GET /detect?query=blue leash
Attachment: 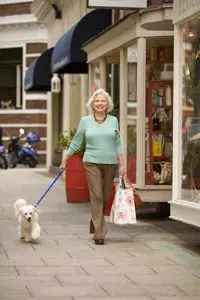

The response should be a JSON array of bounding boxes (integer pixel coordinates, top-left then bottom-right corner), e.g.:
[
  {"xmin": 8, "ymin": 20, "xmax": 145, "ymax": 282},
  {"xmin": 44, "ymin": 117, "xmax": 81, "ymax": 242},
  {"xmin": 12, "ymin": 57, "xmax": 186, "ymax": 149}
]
[{"xmin": 34, "ymin": 168, "xmax": 65, "ymax": 208}]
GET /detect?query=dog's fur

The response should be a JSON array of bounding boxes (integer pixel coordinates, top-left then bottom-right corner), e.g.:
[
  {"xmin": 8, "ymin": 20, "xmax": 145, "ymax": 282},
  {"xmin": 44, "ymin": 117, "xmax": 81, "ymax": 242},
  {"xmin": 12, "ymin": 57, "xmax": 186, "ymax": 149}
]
[{"xmin": 14, "ymin": 199, "xmax": 41, "ymax": 242}]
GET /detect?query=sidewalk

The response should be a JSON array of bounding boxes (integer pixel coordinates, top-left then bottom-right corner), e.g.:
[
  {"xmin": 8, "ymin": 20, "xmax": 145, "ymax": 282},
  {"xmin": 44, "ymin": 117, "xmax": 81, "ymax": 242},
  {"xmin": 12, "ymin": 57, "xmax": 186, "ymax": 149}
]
[{"xmin": 0, "ymin": 169, "xmax": 200, "ymax": 300}]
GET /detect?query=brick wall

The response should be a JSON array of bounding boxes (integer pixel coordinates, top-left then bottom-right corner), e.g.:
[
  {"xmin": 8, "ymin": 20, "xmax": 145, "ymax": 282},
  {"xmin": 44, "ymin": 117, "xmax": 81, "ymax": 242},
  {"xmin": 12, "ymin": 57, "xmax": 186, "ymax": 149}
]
[
  {"xmin": 0, "ymin": 114, "xmax": 46, "ymax": 124},
  {"xmin": 26, "ymin": 43, "xmax": 47, "ymax": 54},
  {"xmin": 25, "ymin": 100, "xmax": 47, "ymax": 109},
  {"xmin": 0, "ymin": 2, "xmax": 31, "ymax": 16}
]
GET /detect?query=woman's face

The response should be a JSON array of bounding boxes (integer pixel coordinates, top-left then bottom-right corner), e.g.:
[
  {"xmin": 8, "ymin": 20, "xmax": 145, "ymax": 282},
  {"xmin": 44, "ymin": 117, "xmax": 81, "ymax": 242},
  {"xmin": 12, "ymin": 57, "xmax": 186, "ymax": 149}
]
[{"xmin": 93, "ymin": 93, "xmax": 108, "ymax": 114}]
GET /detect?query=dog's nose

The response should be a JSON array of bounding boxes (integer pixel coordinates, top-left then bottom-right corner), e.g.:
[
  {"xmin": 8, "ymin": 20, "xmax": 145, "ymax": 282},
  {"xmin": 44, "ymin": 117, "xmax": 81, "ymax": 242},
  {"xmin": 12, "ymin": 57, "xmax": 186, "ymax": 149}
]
[{"xmin": 27, "ymin": 217, "xmax": 31, "ymax": 222}]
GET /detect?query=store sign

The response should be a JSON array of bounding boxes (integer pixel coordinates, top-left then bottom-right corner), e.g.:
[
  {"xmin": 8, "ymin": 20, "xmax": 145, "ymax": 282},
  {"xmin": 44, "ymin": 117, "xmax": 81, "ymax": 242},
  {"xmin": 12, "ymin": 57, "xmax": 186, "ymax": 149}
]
[
  {"xmin": 87, "ymin": 0, "xmax": 147, "ymax": 9},
  {"xmin": 179, "ymin": 0, "xmax": 200, "ymax": 14}
]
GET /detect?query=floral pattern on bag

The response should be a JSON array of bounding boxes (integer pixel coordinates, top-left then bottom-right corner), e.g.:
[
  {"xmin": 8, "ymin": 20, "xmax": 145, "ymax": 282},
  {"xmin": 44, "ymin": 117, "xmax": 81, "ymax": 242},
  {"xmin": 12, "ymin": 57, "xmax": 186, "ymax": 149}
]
[{"xmin": 110, "ymin": 179, "xmax": 137, "ymax": 225}]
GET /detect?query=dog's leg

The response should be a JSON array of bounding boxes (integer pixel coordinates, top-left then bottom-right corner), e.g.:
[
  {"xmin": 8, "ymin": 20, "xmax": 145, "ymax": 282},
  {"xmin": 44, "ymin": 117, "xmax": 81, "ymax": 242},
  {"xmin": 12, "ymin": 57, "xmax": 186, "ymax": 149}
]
[
  {"xmin": 19, "ymin": 225, "xmax": 25, "ymax": 240},
  {"xmin": 31, "ymin": 223, "xmax": 41, "ymax": 240}
]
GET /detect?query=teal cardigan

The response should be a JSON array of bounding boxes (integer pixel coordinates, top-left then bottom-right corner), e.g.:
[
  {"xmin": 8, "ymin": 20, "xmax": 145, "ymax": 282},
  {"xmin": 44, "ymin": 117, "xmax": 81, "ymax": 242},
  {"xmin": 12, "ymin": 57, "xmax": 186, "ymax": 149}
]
[{"xmin": 66, "ymin": 114, "xmax": 122, "ymax": 164}]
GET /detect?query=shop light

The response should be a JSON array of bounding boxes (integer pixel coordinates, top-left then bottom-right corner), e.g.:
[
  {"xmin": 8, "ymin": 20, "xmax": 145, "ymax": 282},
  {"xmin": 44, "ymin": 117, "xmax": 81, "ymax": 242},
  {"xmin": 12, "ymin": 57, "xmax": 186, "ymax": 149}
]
[
  {"xmin": 51, "ymin": 73, "xmax": 61, "ymax": 93},
  {"xmin": 189, "ymin": 32, "xmax": 194, "ymax": 37}
]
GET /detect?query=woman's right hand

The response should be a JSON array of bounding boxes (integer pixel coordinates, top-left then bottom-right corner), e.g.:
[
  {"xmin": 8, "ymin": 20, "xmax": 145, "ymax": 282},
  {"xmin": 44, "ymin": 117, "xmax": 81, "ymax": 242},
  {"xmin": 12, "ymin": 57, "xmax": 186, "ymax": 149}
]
[
  {"xmin": 60, "ymin": 161, "xmax": 66, "ymax": 171},
  {"xmin": 60, "ymin": 154, "xmax": 69, "ymax": 171}
]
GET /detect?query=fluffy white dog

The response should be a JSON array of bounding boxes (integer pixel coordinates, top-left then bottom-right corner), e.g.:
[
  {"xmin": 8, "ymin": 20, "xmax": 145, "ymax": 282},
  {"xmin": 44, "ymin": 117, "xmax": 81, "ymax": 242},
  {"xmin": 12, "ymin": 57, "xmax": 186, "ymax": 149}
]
[{"xmin": 14, "ymin": 199, "xmax": 41, "ymax": 242}]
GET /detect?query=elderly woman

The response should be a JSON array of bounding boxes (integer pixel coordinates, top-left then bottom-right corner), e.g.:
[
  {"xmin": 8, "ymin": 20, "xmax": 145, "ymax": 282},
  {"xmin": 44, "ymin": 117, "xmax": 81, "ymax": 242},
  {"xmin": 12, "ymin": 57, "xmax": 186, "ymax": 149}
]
[{"xmin": 60, "ymin": 88, "xmax": 124, "ymax": 245}]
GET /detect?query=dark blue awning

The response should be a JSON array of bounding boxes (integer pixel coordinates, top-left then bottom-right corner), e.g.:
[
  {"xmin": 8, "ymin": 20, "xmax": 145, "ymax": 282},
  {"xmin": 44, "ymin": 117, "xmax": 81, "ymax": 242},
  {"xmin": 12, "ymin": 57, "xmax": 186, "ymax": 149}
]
[
  {"xmin": 25, "ymin": 48, "xmax": 53, "ymax": 91},
  {"xmin": 52, "ymin": 9, "xmax": 112, "ymax": 74}
]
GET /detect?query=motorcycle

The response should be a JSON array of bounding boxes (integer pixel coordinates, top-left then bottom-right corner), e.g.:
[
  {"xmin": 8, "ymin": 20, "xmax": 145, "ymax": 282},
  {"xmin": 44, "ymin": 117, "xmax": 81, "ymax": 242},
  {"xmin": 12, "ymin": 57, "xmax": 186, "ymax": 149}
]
[
  {"xmin": 0, "ymin": 145, "xmax": 8, "ymax": 169},
  {"xmin": 7, "ymin": 128, "xmax": 40, "ymax": 168}
]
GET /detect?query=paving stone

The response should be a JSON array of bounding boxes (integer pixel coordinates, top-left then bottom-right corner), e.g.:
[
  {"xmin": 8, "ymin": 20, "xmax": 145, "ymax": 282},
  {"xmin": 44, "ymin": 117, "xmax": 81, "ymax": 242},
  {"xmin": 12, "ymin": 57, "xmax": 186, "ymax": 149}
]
[
  {"xmin": 0, "ymin": 257, "xmax": 45, "ymax": 266},
  {"xmin": 0, "ymin": 266, "xmax": 18, "ymax": 276},
  {"xmin": 57, "ymin": 274, "xmax": 130, "ymax": 285},
  {"xmin": 126, "ymin": 274, "xmax": 200, "ymax": 285},
  {"xmin": 0, "ymin": 275, "xmax": 60, "ymax": 287},
  {"xmin": 175, "ymin": 284, "xmax": 200, "ymax": 296},
  {"xmin": 154, "ymin": 297, "xmax": 200, "ymax": 300},
  {"xmin": 28, "ymin": 285, "xmax": 107, "ymax": 297},
  {"xmin": 16, "ymin": 266, "xmax": 86, "ymax": 276},
  {"xmin": 74, "ymin": 297, "xmax": 153, "ymax": 300},
  {"xmin": 83, "ymin": 265, "xmax": 156, "ymax": 276},
  {"xmin": 43, "ymin": 257, "xmax": 111, "ymax": 266},
  {"xmin": 101, "ymin": 283, "xmax": 187, "ymax": 297},
  {"xmin": 0, "ymin": 286, "xmax": 30, "ymax": 299},
  {"xmin": 106, "ymin": 257, "xmax": 175, "ymax": 266}
]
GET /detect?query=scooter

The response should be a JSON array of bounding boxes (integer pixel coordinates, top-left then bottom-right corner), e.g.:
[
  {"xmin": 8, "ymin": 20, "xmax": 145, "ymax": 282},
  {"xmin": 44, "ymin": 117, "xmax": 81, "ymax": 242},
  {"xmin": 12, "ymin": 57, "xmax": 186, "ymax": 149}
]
[
  {"xmin": 7, "ymin": 128, "xmax": 40, "ymax": 168},
  {"xmin": 0, "ymin": 146, "xmax": 8, "ymax": 169}
]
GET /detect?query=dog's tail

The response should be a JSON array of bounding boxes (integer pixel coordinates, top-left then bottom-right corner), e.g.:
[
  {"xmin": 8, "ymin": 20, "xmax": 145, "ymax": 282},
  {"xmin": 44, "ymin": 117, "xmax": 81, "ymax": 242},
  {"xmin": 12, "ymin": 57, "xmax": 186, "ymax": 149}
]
[{"xmin": 14, "ymin": 199, "xmax": 27, "ymax": 217}]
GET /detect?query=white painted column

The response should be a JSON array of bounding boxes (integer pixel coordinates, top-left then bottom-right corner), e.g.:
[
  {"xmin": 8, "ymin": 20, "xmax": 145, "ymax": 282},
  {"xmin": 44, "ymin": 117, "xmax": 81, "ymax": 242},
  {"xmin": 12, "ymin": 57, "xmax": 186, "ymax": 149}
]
[
  {"xmin": 46, "ymin": 91, "xmax": 52, "ymax": 168},
  {"xmin": 100, "ymin": 57, "xmax": 107, "ymax": 89},
  {"xmin": 80, "ymin": 74, "xmax": 89, "ymax": 117},
  {"xmin": 136, "ymin": 38, "xmax": 146, "ymax": 188},
  {"xmin": 120, "ymin": 47, "xmax": 128, "ymax": 170},
  {"xmin": 172, "ymin": 24, "xmax": 182, "ymax": 201},
  {"xmin": 88, "ymin": 63, "xmax": 92, "ymax": 96},
  {"xmin": 62, "ymin": 74, "xmax": 70, "ymax": 131},
  {"xmin": 16, "ymin": 65, "xmax": 21, "ymax": 108}
]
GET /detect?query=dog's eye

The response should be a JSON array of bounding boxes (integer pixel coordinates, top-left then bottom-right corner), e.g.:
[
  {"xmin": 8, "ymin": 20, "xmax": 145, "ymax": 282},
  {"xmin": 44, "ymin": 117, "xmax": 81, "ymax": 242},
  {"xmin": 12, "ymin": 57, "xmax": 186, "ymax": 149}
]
[
  {"xmin": 25, "ymin": 213, "xmax": 27, "ymax": 215},
  {"xmin": 30, "ymin": 212, "xmax": 32, "ymax": 215}
]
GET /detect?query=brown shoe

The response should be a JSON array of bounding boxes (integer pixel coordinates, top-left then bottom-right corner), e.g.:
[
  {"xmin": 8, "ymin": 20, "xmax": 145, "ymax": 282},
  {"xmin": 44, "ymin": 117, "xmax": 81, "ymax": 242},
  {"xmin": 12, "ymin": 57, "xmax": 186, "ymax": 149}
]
[{"xmin": 94, "ymin": 239, "xmax": 104, "ymax": 245}]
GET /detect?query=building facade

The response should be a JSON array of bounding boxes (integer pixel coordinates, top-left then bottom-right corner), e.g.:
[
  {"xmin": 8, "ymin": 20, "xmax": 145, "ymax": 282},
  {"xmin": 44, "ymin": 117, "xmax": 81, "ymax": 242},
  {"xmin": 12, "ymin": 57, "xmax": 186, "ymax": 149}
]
[
  {"xmin": 30, "ymin": 0, "xmax": 175, "ymax": 204},
  {"xmin": 0, "ymin": 0, "xmax": 48, "ymax": 164},
  {"xmin": 170, "ymin": 0, "xmax": 200, "ymax": 227}
]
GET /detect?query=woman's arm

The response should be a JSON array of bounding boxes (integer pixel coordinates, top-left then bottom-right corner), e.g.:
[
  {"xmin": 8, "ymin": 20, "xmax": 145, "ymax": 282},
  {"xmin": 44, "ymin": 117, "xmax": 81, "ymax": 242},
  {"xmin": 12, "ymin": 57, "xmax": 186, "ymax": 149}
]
[
  {"xmin": 60, "ymin": 118, "xmax": 85, "ymax": 170},
  {"xmin": 117, "ymin": 154, "xmax": 125, "ymax": 177}
]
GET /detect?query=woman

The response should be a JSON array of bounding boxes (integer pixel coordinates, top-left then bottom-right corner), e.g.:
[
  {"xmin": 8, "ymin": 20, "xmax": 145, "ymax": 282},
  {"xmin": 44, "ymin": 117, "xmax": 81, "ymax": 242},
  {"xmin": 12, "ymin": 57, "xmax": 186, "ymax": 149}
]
[{"xmin": 60, "ymin": 88, "xmax": 124, "ymax": 245}]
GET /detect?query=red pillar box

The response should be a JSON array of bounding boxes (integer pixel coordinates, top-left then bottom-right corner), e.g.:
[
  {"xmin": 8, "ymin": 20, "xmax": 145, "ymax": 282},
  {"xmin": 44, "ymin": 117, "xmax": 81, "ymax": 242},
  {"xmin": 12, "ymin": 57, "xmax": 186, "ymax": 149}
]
[{"xmin": 104, "ymin": 182, "xmax": 116, "ymax": 216}]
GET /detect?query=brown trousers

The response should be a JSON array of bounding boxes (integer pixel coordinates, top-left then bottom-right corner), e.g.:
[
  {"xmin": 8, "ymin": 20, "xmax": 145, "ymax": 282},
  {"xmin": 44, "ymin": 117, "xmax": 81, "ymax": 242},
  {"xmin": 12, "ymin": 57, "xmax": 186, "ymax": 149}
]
[{"xmin": 83, "ymin": 163, "xmax": 117, "ymax": 240}]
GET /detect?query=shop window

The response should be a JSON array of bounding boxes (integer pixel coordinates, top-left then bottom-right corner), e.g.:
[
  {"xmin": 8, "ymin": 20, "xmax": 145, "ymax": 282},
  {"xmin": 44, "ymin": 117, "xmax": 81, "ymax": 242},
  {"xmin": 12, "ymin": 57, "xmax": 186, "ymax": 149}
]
[
  {"xmin": 181, "ymin": 17, "xmax": 200, "ymax": 202},
  {"xmin": 0, "ymin": 48, "xmax": 22, "ymax": 110},
  {"xmin": 145, "ymin": 38, "xmax": 173, "ymax": 185},
  {"xmin": 106, "ymin": 62, "xmax": 120, "ymax": 120}
]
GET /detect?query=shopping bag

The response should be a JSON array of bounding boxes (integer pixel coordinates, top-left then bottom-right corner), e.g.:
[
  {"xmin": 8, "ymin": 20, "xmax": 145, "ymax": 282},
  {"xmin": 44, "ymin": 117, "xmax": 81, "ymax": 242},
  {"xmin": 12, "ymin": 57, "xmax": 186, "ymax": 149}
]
[{"xmin": 110, "ymin": 178, "xmax": 136, "ymax": 225}]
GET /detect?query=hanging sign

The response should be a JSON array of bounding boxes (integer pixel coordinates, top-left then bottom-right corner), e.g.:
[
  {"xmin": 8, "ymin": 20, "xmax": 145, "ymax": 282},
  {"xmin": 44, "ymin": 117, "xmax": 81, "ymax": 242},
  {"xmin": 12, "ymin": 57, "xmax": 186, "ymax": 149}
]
[{"xmin": 87, "ymin": 0, "xmax": 147, "ymax": 9}]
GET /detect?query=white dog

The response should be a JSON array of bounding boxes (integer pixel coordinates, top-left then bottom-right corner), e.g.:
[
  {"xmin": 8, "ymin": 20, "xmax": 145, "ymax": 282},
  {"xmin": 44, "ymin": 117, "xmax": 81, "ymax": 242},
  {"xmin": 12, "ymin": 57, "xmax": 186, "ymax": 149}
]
[{"xmin": 14, "ymin": 199, "xmax": 41, "ymax": 242}]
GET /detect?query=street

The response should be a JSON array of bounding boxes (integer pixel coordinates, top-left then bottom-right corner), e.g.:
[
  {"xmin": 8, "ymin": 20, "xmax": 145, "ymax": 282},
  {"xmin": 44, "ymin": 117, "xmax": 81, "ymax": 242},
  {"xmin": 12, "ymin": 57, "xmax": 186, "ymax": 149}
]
[{"xmin": 0, "ymin": 168, "xmax": 200, "ymax": 299}]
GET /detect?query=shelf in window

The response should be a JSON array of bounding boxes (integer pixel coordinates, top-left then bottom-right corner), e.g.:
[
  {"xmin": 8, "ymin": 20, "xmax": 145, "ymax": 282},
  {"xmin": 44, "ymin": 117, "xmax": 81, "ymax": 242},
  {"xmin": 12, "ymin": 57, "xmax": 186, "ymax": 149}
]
[{"xmin": 153, "ymin": 130, "xmax": 172, "ymax": 133}]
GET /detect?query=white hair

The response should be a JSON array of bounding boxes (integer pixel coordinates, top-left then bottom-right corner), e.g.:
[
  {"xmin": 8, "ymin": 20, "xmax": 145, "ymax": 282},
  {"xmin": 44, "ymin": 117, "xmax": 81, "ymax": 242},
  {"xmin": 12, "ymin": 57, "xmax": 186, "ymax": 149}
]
[{"xmin": 86, "ymin": 88, "xmax": 114, "ymax": 114}]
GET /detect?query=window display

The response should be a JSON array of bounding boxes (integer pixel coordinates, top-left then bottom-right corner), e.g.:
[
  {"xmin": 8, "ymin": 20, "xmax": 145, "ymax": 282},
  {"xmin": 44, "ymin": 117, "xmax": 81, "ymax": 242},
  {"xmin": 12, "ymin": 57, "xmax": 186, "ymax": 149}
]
[
  {"xmin": 145, "ymin": 40, "xmax": 173, "ymax": 185},
  {"xmin": 181, "ymin": 17, "xmax": 200, "ymax": 202}
]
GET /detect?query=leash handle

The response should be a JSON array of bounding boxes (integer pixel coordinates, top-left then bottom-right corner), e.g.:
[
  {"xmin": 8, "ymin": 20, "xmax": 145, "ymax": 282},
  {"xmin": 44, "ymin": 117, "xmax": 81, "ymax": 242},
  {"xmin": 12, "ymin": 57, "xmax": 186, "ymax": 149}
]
[{"xmin": 34, "ymin": 168, "xmax": 65, "ymax": 208}]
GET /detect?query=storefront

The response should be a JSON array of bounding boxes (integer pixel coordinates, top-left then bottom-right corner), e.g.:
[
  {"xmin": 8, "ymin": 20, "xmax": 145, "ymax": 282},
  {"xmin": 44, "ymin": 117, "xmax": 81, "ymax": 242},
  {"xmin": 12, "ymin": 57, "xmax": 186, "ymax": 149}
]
[
  {"xmin": 83, "ymin": 4, "xmax": 174, "ymax": 202},
  {"xmin": 171, "ymin": 0, "xmax": 200, "ymax": 226}
]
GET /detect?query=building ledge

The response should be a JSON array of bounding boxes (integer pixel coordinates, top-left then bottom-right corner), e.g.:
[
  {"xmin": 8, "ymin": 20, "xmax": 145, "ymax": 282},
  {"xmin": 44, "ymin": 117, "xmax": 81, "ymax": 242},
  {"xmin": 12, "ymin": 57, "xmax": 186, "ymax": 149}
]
[
  {"xmin": 0, "ymin": 14, "xmax": 37, "ymax": 25},
  {"xmin": 140, "ymin": 5, "xmax": 173, "ymax": 30}
]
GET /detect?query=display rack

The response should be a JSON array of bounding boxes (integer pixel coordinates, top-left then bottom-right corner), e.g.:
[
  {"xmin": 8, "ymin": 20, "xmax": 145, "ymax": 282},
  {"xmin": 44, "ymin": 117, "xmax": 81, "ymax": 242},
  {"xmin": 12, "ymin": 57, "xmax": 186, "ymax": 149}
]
[{"xmin": 146, "ymin": 80, "xmax": 173, "ymax": 185}]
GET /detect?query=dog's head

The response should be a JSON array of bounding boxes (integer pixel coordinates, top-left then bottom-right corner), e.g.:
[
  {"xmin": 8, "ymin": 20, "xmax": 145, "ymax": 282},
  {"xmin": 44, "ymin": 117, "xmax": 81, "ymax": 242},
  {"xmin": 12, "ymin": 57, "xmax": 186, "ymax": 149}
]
[{"xmin": 18, "ymin": 205, "xmax": 38, "ymax": 222}]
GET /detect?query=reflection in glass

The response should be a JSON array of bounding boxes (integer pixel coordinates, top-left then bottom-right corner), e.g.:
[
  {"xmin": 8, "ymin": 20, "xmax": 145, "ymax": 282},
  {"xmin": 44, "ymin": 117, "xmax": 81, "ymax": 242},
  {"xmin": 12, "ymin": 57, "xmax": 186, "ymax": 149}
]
[{"xmin": 181, "ymin": 17, "xmax": 200, "ymax": 202}]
